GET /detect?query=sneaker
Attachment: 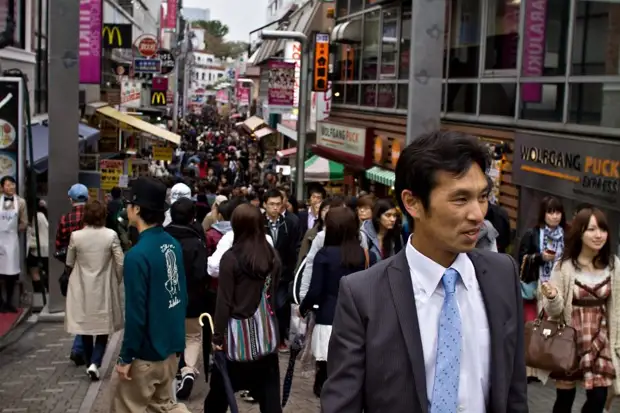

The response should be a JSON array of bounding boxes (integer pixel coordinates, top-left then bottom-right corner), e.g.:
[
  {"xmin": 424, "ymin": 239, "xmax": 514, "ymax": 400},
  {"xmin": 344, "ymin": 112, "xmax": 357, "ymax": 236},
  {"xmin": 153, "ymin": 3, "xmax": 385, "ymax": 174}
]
[
  {"xmin": 176, "ymin": 372, "xmax": 195, "ymax": 400},
  {"xmin": 86, "ymin": 364, "xmax": 100, "ymax": 381},
  {"xmin": 70, "ymin": 352, "xmax": 86, "ymax": 367},
  {"xmin": 240, "ymin": 390, "xmax": 257, "ymax": 403},
  {"xmin": 278, "ymin": 343, "xmax": 289, "ymax": 353}
]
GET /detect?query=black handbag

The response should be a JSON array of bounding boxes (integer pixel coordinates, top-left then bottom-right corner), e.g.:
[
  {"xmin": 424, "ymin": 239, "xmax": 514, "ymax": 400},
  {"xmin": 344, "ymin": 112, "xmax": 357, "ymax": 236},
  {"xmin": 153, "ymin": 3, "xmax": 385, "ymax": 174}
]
[
  {"xmin": 520, "ymin": 254, "xmax": 540, "ymax": 283},
  {"xmin": 59, "ymin": 268, "xmax": 70, "ymax": 297}
]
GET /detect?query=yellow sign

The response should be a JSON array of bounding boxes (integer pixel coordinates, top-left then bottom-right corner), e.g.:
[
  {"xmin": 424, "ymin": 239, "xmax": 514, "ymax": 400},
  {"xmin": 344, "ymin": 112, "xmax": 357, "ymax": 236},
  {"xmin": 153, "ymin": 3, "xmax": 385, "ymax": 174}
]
[
  {"xmin": 100, "ymin": 160, "xmax": 124, "ymax": 191},
  {"xmin": 103, "ymin": 26, "xmax": 122, "ymax": 48},
  {"xmin": 313, "ymin": 33, "xmax": 329, "ymax": 92},
  {"xmin": 88, "ymin": 188, "xmax": 99, "ymax": 201},
  {"xmin": 151, "ymin": 91, "xmax": 167, "ymax": 106},
  {"xmin": 152, "ymin": 145, "xmax": 173, "ymax": 161}
]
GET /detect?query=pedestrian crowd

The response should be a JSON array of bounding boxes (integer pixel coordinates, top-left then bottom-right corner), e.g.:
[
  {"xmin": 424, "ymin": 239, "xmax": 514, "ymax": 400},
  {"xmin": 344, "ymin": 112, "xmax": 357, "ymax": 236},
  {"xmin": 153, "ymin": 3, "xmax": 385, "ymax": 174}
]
[{"xmin": 3, "ymin": 112, "xmax": 619, "ymax": 413}]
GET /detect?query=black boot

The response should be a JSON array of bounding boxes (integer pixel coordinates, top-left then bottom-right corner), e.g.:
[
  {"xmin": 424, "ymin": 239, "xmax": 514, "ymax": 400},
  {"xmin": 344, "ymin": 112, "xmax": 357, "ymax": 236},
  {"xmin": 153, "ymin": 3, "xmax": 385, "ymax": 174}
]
[{"xmin": 313, "ymin": 361, "xmax": 328, "ymax": 397}]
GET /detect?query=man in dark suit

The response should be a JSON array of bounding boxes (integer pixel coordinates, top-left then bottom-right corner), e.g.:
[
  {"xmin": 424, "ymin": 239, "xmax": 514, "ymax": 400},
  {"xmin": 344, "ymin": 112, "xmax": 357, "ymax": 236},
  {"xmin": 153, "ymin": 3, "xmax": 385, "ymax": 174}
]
[
  {"xmin": 298, "ymin": 185, "xmax": 326, "ymax": 236},
  {"xmin": 322, "ymin": 131, "xmax": 528, "ymax": 413}
]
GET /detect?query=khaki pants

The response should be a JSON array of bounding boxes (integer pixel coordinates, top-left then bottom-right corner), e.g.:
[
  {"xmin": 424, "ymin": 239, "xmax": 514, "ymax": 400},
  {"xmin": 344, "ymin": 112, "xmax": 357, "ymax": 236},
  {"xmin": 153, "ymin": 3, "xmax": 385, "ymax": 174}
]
[
  {"xmin": 110, "ymin": 354, "xmax": 189, "ymax": 413},
  {"xmin": 181, "ymin": 318, "xmax": 202, "ymax": 376}
]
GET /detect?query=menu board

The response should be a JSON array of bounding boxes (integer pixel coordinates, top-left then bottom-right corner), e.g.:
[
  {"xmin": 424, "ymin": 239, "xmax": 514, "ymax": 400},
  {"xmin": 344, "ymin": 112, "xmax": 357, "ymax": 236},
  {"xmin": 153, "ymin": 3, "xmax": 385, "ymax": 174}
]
[
  {"xmin": 0, "ymin": 79, "xmax": 22, "ymax": 187},
  {"xmin": 100, "ymin": 159, "xmax": 124, "ymax": 190}
]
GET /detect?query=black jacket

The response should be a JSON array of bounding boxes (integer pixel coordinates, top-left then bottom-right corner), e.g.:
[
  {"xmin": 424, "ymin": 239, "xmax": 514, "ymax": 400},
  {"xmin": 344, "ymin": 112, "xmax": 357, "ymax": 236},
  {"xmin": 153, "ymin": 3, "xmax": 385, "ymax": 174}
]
[
  {"xmin": 165, "ymin": 222, "xmax": 208, "ymax": 318},
  {"xmin": 264, "ymin": 212, "xmax": 301, "ymax": 283},
  {"xmin": 517, "ymin": 226, "xmax": 544, "ymax": 269},
  {"xmin": 486, "ymin": 203, "xmax": 512, "ymax": 253}
]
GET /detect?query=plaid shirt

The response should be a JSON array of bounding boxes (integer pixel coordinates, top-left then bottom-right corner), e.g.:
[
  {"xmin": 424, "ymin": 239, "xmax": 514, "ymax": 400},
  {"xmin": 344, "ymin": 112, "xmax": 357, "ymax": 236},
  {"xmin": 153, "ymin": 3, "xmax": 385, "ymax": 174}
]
[{"xmin": 55, "ymin": 204, "xmax": 85, "ymax": 252}]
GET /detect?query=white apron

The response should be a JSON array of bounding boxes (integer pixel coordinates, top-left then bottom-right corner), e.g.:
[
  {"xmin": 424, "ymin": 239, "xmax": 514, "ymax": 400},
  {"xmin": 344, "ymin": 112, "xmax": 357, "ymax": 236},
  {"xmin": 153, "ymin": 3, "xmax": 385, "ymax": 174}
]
[{"xmin": 0, "ymin": 195, "xmax": 21, "ymax": 275}]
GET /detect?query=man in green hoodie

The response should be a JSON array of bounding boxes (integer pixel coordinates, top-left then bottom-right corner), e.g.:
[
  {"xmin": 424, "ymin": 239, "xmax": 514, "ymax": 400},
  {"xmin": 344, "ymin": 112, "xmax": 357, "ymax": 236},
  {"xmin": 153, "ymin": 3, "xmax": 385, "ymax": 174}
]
[{"xmin": 111, "ymin": 177, "xmax": 188, "ymax": 413}]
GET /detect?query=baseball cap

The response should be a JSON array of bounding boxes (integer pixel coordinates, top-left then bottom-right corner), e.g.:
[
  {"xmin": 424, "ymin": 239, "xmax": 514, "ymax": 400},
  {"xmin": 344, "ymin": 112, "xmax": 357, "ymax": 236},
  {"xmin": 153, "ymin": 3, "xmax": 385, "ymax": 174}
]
[{"xmin": 68, "ymin": 184, "xmax": 88, "ymax": 202}]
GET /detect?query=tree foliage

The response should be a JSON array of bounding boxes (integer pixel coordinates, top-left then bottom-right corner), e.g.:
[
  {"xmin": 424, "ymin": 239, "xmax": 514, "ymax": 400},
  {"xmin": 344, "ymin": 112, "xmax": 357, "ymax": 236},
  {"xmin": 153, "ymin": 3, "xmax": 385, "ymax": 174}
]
[{"xmin": 192, "ymin": 19, "xmax": 248, "ymax": 60}]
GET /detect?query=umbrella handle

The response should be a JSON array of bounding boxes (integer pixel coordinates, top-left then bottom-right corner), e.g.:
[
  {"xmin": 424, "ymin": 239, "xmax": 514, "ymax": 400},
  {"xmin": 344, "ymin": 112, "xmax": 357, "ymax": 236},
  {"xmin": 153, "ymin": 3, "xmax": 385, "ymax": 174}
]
[{"xmin": 199, "ymin": 312, "xmax": 214, "ymax": 334}]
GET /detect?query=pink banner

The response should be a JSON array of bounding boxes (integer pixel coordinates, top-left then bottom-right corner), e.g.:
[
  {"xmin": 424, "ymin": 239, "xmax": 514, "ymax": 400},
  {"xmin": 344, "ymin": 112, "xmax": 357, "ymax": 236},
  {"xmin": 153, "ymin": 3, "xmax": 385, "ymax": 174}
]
[
  {"xmin": 165, "ymin": 0, "xmax": 177, "ymax": 29},
  {"xmin": 268, "ymin": 60, "xmax": 295, "ymax": 108},
  {"xmin": 216, "ymin": 90, "xmax": 228, "ymax": 104},
  {"xmin": 79, "ymin": 0, "xmax": 102, "ymax": 84},
  {"xmin": 236, "ymin": 88, "xmax": 250, "ymax": 106},
  {"xmin": 521, "ymin": 0, "xmax": 548, "ymax": 102}
]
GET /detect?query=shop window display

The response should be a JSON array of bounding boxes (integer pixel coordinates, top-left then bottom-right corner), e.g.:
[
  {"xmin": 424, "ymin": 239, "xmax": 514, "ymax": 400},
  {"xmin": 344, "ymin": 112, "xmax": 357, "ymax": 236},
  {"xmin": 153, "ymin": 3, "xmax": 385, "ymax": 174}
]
[
  {"xmin": 399, "ymin": 5, "xmax": 411, "ymax": 79},
  {"xmin": 519, "ymin": 83, "xmax": 565, "ymax": 123},
  {"xmin": 362, "ymin": 11, "xmax": 380, "ymax": 80},
  {"xmin": 336, "ymin": 0, "xmax": 348, "ymax": 18},
  {"xmin": 362, "ymin": 84, "xmax": 377, "ymax": 106},
  {"xmin": 381, "ymin": 9, "xmax": 398, "ymax": 79},
  {"xmin": 377, "ymin": 84, "xmax": 396, "ymax": 108},
  {"xmin": 479, "ymin": 83, "xmax": 516, "ymax": 117},
  {"xmin": 447, "ymin": 83, "xmax": 477, "ymax": 113},
  {"xmin": 485, "ymin": 0, "xmax": 520, "ymax": 71},
  {"xmin": 350, "ymin": 0, "xmax": 363, "ymax": 14},
  {"xmin": 447, "ymin": 0, "xmax": 481, "ymax": 78}
]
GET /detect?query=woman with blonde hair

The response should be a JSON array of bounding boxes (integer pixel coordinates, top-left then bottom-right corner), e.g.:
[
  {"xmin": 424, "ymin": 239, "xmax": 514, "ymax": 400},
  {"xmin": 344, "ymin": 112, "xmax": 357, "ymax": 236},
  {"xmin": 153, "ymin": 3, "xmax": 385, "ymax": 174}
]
[{"xmin": 64, "ymin": 200, "xmax": 124, "ymax": 381}]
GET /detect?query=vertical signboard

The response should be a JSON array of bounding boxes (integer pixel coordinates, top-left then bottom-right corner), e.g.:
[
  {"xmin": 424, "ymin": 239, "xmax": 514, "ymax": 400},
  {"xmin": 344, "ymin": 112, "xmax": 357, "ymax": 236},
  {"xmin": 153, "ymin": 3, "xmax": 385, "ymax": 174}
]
[
  {"xmin": 521, "ymin": 0, "xmax": 548, "ymax": 102},
  {"xmin": 79, "ymin": 0, "xmax": 103, "ymax": 84},
  {"xmin": 0, "ymin": 79, "xmax": 23, "ymax": 192},
  {"xmin": 165, "ymin": 0, "xmax": 178, "ymax": 30},
  {"xmin": 284, "ymin": 41, "xmax": 301, "ymax": 119},
  {"xmin": 267, "ymin": 60, "xmax": 295, "ymax": 114},
  {"xmin": 313, "ymin": 33, "xmax": 330, "ymax": 92}
]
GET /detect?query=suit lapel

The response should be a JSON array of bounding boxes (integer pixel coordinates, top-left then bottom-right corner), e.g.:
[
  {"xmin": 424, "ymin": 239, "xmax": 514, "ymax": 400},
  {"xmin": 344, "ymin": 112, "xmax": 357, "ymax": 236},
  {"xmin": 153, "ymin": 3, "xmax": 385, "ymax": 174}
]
[
  {"xmin": 387, "ymin": 250, "xmax": 428, "ymax": 413},
  {"xmin": 468, "ymin": 251, "xmax": 510, "ymax": 413}
]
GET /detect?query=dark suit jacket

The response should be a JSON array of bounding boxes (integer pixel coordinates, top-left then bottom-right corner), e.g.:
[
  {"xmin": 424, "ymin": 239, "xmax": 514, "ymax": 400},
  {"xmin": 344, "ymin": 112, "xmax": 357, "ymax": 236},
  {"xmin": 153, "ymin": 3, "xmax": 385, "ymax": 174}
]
[{"xmin": 321, "ymin": 249, "xmax": 528, "ymax": 413}]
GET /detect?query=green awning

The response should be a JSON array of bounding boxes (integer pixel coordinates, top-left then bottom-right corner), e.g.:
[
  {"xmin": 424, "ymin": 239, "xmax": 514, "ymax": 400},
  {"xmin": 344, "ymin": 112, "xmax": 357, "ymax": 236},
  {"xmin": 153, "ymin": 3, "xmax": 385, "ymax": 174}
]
[{"xmin": 366, "ymin": 166, "xmax": 395, "ymax": 187}]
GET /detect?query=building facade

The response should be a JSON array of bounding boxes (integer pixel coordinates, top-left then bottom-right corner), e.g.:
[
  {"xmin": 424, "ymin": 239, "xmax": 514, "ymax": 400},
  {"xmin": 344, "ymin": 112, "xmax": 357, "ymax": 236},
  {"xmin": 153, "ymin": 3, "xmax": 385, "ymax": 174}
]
[
  {"xmin": 189, "ymin": 51, "xmax": 226, "ymax": 90},
  {"xmin": 325, "ymin": 0, "xmax": 620, "ymax": 251},
  {"xmin": 181, "ymin": 7, "xmax": 210, "ymax": 22}
]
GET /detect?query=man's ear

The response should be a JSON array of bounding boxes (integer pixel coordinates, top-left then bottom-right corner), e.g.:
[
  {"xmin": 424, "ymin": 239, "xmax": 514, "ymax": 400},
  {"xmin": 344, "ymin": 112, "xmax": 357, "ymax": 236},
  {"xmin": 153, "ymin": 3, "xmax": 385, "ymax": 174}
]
[{"xmin": 401, "ymin": 190, "xmax": 422, "ymax": 219}]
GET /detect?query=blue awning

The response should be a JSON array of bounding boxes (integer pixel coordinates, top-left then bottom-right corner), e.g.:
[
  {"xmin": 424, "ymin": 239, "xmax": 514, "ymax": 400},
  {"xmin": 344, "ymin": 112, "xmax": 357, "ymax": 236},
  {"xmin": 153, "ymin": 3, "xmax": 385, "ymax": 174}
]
[{"xmin": 27, "ymin": 123, "xmax": 101, "ymax": 174}]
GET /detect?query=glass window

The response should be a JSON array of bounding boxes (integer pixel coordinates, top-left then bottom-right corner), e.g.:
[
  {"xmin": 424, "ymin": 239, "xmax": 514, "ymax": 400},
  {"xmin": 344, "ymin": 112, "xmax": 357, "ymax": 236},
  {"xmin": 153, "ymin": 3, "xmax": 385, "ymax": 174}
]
[
  {"xmin": 380, "ymin": 9, "xmax": 398, "ymax": 79},
  {"xmin": 572, "ymin": 0, "xmax": 620, "ymax": 76},
  {"xmin": 346, "ymin": 84, "xmax": 360, "ymax": 104},
  {"xmin": 485, "ymin": 0, "xmax": 520, "ymax": 70},
  {"xmin": 350, "ymin": 0, "xmax": 363, "ymax": 14},
  {"xmin": 521, "ymin": 0, "xmax": 570, "ymax": 78},
  {"xmin": 397, "ymin": 84, "xmax": 408, "ymax": 108},
  {"xmin": 362, "ymin": 84, "xmax": 376, "ymax": 106},
  {"xmin": 336, "ymin": 0, "xmax": 348, "ymax": 17},
  {"xmin": 447, "ymin": 0, "xmax": 481, "ymax": 78},
  {"xmin": 333, "ymin": 83, "xmax": 345, "ymax": 104},
  {"xmin": 399, "ymin": 5, "xmax": 411, "ymax": 79},
  {"xmin": 377, "ymin": 84, "xmax": 396, "ymax": 108},
  {"xmin": 568, "ymin": 82, "xmax": 620, "ymax": 127},
  {"xmin": 362, "ymin": 11, "xmax": 380, "ymax": 80},
  {"xmin": 479, "ymin": 83, "xmax": 516, "ymax": 117},
  {"xmin": 519, "ymin": 83, "xmax": 565, "ymax": 122},
  {"xmin": 446, "ymin": 83, "xmax": 477, "ymax": 113}
]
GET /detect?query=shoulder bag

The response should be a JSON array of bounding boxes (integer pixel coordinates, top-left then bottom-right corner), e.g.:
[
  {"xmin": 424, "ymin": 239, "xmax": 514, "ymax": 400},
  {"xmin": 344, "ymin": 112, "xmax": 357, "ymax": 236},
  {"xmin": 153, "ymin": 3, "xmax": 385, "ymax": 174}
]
[
  {"xmin": 524, "ymin": 309, "xmax": 579, "ymax": 375},
  {"xmin": 226, "ymin": 275, "xmax": 278, "ymax": 362}
]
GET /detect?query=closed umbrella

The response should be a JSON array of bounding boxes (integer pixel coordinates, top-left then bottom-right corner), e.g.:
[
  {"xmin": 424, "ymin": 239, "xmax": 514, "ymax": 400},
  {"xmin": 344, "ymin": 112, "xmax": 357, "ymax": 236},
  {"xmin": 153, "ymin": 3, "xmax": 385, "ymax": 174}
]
[
  {"xmin": 199, "ymin": 313, "xmax": 239, "ymax": 413},
  {"xmin": 282, "ymin": 312, "xmax": 315, "ymax": 407}
]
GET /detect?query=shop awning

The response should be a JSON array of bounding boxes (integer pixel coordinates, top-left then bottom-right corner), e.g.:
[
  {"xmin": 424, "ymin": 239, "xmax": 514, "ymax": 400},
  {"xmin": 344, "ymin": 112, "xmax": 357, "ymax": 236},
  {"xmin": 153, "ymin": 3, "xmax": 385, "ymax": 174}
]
[
  {"xmin": 366, "ymin": 166, "xmax": 395, "ymax": 187},
  {"xmin": 27, "ymin": 122, "xmax": 102, "ymax": 174},
  {"xmin": 243, "ymin": 116, "xmax": 266, "ymax": 132},
  {"xmin": 277, "ymin": 147, "xmax": 297, "ymax": 157},
  {"xmin": 293, "ymin": 155, "xmax": 344, "ymax": 182},
  {"xmin": 253, "ymin": 127, "xmax": 275, "ymax": 139},
  {"xmin": 96, "ymin": 106, "xmax": 180, "ymax": 145}
]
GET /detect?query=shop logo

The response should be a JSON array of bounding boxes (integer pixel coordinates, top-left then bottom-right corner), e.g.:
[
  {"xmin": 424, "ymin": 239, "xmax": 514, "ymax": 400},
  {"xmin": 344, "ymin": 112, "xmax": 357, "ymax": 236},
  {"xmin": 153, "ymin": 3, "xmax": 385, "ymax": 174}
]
[
  {"xmin": 135, "ymin": 34, "xmax": 158, "ymax": 58},
  {"xmin": 151, "ymin": 91, "xmax": 167, "ymax": 106},
  {"xmin": 102, "ymin": 24, "xmax": 132, "ymax": 49}
]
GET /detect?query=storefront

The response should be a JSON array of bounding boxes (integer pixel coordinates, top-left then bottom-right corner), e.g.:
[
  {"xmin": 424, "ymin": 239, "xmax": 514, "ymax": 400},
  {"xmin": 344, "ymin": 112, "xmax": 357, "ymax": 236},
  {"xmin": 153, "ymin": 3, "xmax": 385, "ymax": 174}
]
[
  {"xmin": 312, "ymin": 119, "xmax": 373, "ymax": 194},
  {"xmin": 513, "ymin": 132, "xmax": 620, "ymax": 253}
]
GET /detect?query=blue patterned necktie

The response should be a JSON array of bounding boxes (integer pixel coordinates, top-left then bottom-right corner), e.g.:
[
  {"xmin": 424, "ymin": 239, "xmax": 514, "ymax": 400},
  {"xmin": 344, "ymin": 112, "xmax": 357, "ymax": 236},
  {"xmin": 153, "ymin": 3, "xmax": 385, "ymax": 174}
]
[{"xmin": 430, "ymin": 268, "xmax": 462, "ymax": 413}]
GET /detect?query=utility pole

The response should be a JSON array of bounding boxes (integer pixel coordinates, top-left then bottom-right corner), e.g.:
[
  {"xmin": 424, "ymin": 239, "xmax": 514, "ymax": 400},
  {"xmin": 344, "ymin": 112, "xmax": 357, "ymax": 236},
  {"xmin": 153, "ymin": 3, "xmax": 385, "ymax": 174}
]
[
  {"xmin": 404, "ymin": 0, "xmax": 446, "ymax": 144},
  {"xmin": 47, "ymin": 0, "xmax": 81, "ymax": 312},
  {"xmin": 260, "ymin": 30, "xmax": 309, "ymax": 202},
  {"xmin": 172, "ymin": 11, "xmax": 181, "ymax": 131}
]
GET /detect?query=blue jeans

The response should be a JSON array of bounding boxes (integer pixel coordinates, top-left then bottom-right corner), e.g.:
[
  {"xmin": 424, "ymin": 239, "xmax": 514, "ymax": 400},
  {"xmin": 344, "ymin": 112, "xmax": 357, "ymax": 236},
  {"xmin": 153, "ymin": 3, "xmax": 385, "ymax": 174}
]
[{"xmin": 71, "ymin": 335, "xmax": 108, "ymax": 367}]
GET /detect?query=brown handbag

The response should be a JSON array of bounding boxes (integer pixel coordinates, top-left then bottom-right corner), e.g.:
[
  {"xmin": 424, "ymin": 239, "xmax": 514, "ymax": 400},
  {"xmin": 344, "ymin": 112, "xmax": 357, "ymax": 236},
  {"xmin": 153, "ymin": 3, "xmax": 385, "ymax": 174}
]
[{"xmin": 524, "ymin": 310, "xmax": 579, "ymax": 375}]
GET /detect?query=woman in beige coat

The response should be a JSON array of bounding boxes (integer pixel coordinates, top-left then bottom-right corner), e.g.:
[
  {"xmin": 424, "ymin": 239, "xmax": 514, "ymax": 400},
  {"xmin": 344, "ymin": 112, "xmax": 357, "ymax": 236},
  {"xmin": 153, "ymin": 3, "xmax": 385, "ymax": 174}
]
[
  {"xmin": 65, "ymin": 200, "xmax": 124, "ymax": 381},
  {"xmin": 541, "ymin": 207, "xmax": 620, "ymax": 412}
]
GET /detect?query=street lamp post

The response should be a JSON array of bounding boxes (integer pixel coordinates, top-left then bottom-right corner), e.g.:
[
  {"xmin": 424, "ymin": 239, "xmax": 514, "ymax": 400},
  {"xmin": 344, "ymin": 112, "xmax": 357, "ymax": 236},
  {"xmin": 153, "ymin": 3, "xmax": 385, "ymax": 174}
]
[{"xmin": 259, "ymin": 30, "xmax": 309, "ymax": 202}]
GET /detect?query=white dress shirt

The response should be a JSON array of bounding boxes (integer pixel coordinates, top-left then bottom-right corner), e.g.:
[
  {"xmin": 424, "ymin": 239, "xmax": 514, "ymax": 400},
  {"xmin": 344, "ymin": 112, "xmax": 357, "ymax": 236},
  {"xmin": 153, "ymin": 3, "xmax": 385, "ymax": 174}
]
[
  {"xmin": 207, "ymin": 231, "xmax": 273, "ymax": 277},
  {"xmin": 405, "ymin": 239, "xmax": 490, "ymax": 412}
]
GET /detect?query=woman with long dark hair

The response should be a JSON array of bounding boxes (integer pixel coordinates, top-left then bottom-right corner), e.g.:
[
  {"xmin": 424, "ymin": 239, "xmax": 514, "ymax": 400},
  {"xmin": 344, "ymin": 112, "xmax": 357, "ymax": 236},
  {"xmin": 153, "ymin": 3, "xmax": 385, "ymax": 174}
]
[
  {"xmin": 360, "ymin": 198, "xmax": 402, "ymax": 263},
  {"xmin": 205, "ymin": 203, "xmax": 282, "ymax": 413},
  {"xmin": 300, "ymin": 206, "xmax": 367, "ymax": 397},
  {"xmin": 541, "ymin": 208, "xmax": 620, "ymax": 412}
]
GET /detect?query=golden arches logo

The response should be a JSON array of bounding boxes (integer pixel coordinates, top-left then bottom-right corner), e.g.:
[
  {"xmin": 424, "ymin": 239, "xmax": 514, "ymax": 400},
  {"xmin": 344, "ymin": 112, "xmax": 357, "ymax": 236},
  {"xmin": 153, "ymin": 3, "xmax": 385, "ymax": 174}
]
[
  {"xmin": 151, "ymin": 92, "xmax": 166, "ymax": 105},
  {"xmin": 103, "ymin": 26, "xmax": 123, "ymax": 47}
]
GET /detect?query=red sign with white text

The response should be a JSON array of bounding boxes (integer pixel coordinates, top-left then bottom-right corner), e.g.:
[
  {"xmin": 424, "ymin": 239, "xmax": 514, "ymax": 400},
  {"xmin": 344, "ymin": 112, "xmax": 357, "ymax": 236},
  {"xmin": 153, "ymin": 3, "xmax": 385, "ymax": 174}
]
[{"xmin": 165, "ymin": 0, "xmax": 177, "ymax": 29}]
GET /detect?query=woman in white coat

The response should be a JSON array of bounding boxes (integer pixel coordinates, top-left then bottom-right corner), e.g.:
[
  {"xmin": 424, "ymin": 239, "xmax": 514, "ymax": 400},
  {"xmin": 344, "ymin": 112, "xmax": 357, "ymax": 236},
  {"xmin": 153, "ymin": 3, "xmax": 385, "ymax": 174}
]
[{"xmin": 65, "ymin": 200, "xmax": 124, "ymax": 381}]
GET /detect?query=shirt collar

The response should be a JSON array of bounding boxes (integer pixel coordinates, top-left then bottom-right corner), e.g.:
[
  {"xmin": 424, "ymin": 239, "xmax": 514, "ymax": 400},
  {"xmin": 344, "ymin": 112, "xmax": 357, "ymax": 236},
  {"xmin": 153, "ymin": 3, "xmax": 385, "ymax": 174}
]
[{"xmin": 405, "ymin": 235, "xmax": 474, "ymax": 298}]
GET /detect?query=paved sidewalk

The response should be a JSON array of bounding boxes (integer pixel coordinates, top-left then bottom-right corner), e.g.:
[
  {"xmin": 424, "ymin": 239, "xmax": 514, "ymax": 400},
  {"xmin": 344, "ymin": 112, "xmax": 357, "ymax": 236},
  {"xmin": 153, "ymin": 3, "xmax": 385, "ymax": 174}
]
[{"xmin": 0, "ymin": 321, "xmax": 91, "ymax": 413}]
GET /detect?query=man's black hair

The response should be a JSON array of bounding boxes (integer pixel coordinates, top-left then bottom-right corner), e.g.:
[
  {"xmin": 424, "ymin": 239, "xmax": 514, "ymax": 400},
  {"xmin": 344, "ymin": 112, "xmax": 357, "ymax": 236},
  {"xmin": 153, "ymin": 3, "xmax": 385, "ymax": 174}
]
[
  {"xmin": 0, "ymin": 175, "xmax": 16, "ymax": 186},
  {"xmin": 395, "ymin": 130, "xmax": 491, "ymax": 213},
  {"xmin": 138, "ymin": 206, "xmax": 166, "ymax": 226},
  {"xmin": 308, "ymin": 184, "xmax": 326, "ymax": 199},
  {"xmin": 265, "ymin": 188, "xmax": 283, "ymax": 201},
  {"xmin": 111, "ymin": 187, "xmax": 122, "ymax": 199},
  {"xmin": 170, "ymin": 198, "xmax": 195, "ymax": 226}
]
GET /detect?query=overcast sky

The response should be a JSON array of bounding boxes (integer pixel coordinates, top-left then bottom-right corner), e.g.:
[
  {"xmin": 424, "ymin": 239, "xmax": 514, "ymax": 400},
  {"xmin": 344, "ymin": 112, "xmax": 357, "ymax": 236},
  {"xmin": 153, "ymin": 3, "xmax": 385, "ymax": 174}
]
[{"xmin": 184, "ymin": 0, "xmax": 269, "ymax": 42}]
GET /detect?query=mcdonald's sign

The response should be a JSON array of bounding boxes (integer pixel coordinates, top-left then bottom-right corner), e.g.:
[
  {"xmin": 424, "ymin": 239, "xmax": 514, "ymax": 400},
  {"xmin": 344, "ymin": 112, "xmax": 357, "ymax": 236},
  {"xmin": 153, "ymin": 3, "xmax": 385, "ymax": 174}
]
[
  {"xmin": 151, "ymin": 90, "xmax": 167, "ymax": 106},
  {"xmin": 102, "ymin": 24, "xmax": 132, "ymax": 49}
]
